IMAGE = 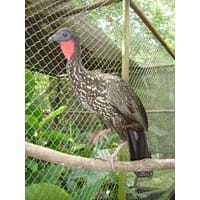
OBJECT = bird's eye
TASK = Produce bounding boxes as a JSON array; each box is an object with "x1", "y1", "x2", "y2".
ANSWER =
[{"x1": 62, "y1": 32, "x2": 68, "y2": 37}]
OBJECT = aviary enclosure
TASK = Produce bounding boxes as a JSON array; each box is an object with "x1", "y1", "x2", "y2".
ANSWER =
[{"x1": 25, "y1": 0, "x2": 175, "y2": 199}]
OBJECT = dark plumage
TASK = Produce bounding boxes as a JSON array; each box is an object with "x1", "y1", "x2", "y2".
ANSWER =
[{"x1": 48, "y1": 28, "x2": 153, "y2": 177}]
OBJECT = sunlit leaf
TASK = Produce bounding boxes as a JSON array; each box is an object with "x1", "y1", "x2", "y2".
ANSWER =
[
  {"x1": 25, "y1": 183, "x2": 73, "y2": 200},
  {"x1": 26, "y1": 103, "x2": 43, "y2": 122},
  {"x1": 25, "y1": 71, "x2": 36, "y2": 103},
  {"x1": 38, "y1": 106, "x2": 67, "y2": 130},
  {"x1": 25, "y1": 115, "x2": 40, "y2": 132}
]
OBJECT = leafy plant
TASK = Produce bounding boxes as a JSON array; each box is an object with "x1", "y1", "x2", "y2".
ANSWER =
[
  {"x1": 25, "y1": 183, "x2": 73, "y2": 200},
  {"x1": 25, "y1": 70, "x2": 107, "y2": 199},
  {"x1": 63, "y1": 169, "x2": 117, "y2": 200},
  {"x1": 25, "y1": 71, "x2": 36, "y2": 103},
  {"x1": 38, "y1": 105, "x2": 67, "y2": 131}
]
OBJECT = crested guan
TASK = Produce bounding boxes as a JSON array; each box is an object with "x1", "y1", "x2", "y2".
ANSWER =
[{"x1": 48, "y1": 28, "x2": 153, "y2": 177}]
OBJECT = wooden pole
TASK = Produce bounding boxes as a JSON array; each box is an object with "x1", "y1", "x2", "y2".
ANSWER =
[
  {"x1": 118, "y1": 0, "x2": 130, "y2": 199},
  {"x1": 130, "y1": 0, "x2": 175, "y2": 60},
  {"x1": 122, "y1": 0, "x2": 130, "y2": 81}
]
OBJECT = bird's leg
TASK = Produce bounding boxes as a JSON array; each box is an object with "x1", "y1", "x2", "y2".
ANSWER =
[
  {"x1": 97, "y1": 141, "x2": 127, "y2": 171},
  {"x1": 108, "y1": 141, "x2": 127, "y2": 170},
  {"x1": 88, "y1": 128, "x2": 112, "y2": 144},
  {"x1": 89, "y1": 129, "x2": 126, "y2": 171},
  {"x1": 110, "y1": 141, "x2": 127, "y2": 161}
]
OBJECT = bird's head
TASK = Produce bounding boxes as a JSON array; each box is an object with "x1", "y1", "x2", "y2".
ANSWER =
[{"x1": 48, "y1": 28, "x2": 80, "y2": 61}]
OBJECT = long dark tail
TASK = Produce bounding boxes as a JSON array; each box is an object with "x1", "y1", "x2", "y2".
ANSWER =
[{"x1": 127, "y1": 128, "x2": 153, "y2": 177}]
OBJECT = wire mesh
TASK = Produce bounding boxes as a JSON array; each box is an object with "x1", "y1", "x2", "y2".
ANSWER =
[{"x1": 25, "y1": 0, "x2": 175, "y2": 199}]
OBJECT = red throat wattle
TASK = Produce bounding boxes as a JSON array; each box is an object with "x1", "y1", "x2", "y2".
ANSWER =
[{"x1": 60, "y1": 40, "x2": 75, "y2": 60}]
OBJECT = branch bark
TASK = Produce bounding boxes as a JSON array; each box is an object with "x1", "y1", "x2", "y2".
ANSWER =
[{"x1": 25, "y1": 142, "x2": 175, "y2": 172}]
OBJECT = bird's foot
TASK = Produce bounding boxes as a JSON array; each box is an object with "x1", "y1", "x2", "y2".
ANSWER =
[
  {"x1": 96, "y1": 141, "x2": 127, "y2": 171},
  {"x1": 96, "y1": 154, "x2": 116, "y2": 171}
]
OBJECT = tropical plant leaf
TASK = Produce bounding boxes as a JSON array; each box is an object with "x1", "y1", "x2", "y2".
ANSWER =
[
  {"x1": 74, "y1": 178, "x2": 105, "y2": 200},
  {"x1": 67, "y1": 169, "x2": 109, "y2": 200},
  {"x1": 25, "y1": 115, "x2": 40, "y2": 139},
  {"x1": 38, "y1": 106, "x2": 67, "y2": 130},
  {"x1": 26, "y1": 159, "x2": 38, "y2": 173},
  {"x1": 25, "y1": 183, "x2": 73, "y2": 200},
  {"x1": 26, "y1": 103, "x2": 43, "y2": 122},
  {"x1": 40, "y1": 130, "x2": 68, "y2": 143},
  {"x1": 34, "y1": 164, "x2": 65, "y2": 185},
  {"x1": 25, "y1": 71, "x2": 36, "y2": 103}
]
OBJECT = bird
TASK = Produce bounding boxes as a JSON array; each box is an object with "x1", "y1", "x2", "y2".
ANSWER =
[{"x1": 48, "y1": 28, "x2": 153, "y2": 177}]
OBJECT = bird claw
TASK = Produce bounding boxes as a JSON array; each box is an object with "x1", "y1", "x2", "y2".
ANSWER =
[
  {"x1": 109, "y1": 156, "x2": 115, "y2": 171},
  {"x1": 95, "y1": 142, "x2": 127, "y2": 171},
  {"x1": 95, "y1": 156, "x2": 116, "y2": 171}
]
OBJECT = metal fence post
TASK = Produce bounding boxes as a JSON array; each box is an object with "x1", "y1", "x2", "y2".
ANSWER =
[
  {"x1": 122, "y1": 0, "x2": 130, "y2": 81},
  {"x1": 118, "y1": 0, "x2": 130, "y2": 199}
]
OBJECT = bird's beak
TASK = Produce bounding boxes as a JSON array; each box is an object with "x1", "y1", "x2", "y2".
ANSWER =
[{"x1": 48, "y1": 34, "x2": 58, "y2": 43}]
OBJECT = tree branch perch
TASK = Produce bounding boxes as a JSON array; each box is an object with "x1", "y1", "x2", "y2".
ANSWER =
[{"x1": 25, "y1": 142, "x2": 175, "y2": 172}]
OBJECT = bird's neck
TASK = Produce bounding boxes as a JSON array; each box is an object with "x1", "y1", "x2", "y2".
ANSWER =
[
  {"x1": 67, "y1": 60, "x2": 90, "y2": 88},
  {"x1": 60, "y1": 39, "x2": 92, "y2": 87}
]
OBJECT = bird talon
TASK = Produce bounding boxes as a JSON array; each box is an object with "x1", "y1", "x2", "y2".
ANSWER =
[
  {"x1": 95, "y1": 156, "x2": 116, "y2": 171},
  {"x1": 108, "y1": 157, "x2": 115, "y2": 171},
  {"x1": 95, "y1": 156, "x2": 107, "y2": 161}
]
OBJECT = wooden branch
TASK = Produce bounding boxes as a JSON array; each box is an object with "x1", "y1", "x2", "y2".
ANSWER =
[{"x1": 25, "y1": 142, "x2": 175, "y2": 172}]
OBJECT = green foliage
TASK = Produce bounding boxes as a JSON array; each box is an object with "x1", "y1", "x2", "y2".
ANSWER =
[
  {"x1": 25, "y1": 70, "x2": 114, "y2": 199},
  {"x1": 39, "y1": 130, "x2": 69, "y2": 149},
  {"x1": 136, "y1": 169, "x2": 175, "y2": 190},
  {"x1": 158, "y1": 182, "x2": 175, "y2": 200},
  {"x1": 25, "y1": 71, "x2": 36, "y2": 103},
  {"x1": 25, "y1": 158, "x2": 65, "y2": 185},
  {"x1": 126, "y1": 170, "x2": 175, "y2": 199},
  {"x1": 26, "y1": 104, "x2": 43, "y2": 122},
  {"x1": 64, "y1": 169, "x2": 117, "y2": 200},
  {"x1": 25, "y1": 183, "x2": 73, "y2": 200},
  {"x1": 35, "y1": 164, "x2": 65, "y2": 185},
  {"x1": 26, "y1": 159, "x2": 39, "y2": 173},
  {"x1": 38, "y1": 105, "x2": 67, "y2": 131},
  {"x1": 134, "y1": 0, "x2": 175, "y2": 49},
  {"x1": 25, "y1": 115, "x2": 40, "y2": 141}
]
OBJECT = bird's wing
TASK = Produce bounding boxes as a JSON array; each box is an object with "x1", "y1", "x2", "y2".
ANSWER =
[{"x1": 101, "y1": 74, "x2": 148, "y2": 130}]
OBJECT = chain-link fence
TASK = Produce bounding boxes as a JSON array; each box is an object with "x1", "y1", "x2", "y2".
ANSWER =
[{"x1": 25, "y1": 0, "x2": 175, "y2": 199}]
